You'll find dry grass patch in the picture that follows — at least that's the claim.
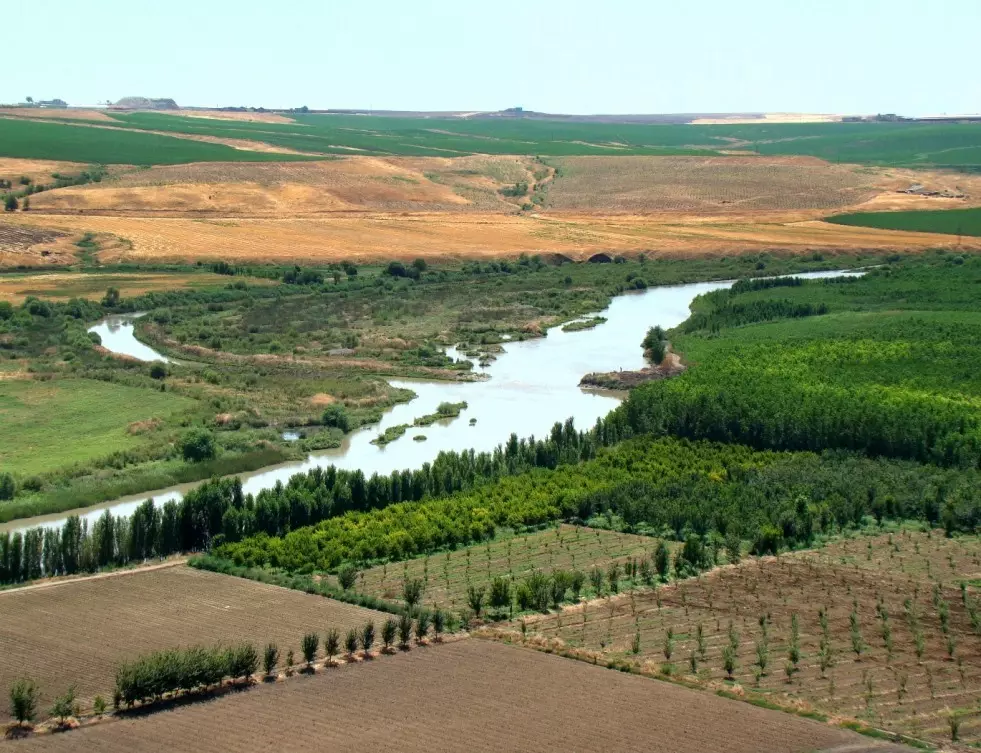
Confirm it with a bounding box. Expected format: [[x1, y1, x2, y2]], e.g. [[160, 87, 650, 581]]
[[0, 271, 273, 303], [6, 639, 899, 753], [0, 565, 389, 719], [0, 108, 117, 123]]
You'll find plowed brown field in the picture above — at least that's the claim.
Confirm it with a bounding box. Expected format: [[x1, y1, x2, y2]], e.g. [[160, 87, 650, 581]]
[[0, 564, 387, 719], [3, 639, 904, 753]]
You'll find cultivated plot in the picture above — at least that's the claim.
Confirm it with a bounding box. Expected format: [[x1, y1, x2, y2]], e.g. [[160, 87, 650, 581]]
[[0, 565, 388, 719], [342, 525, 660, 613], [525, 530, 981, 745], [4, 639, 903, 753]]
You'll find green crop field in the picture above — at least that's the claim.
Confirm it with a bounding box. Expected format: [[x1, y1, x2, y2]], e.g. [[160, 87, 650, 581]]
[[826, 207, 981, 237], [0, 118, 320, 165], [0, 378, 195, 475], [5, 110, 981, 166]]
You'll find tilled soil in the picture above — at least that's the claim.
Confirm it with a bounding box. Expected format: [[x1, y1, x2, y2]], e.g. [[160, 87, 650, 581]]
[[3, 639, 906, 753], [0, 565, 388, 720]]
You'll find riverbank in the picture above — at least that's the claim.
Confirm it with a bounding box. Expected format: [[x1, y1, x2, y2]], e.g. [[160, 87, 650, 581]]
[[580, 352, 685, 389]]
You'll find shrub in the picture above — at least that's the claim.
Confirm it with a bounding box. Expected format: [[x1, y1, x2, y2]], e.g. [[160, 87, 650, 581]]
[[10, 678, 39, 725], [263, 643, 279, 677], [93, 695, 107, 715], [398, 613, 413, 648], [432, 610, 446, 641], [325, 628, 340, 665], [382, 618, 397, 651], [337, 565, 357, 591], [467, 584, 486, 617], [4, 194, 19, 212], [402, 578, 423, 611], [301, 632, 319, 669], [50, 685, 78, 724], [488, 576, 512, 614], [415, 610, 431, 642], [227, 642, 259, 682], [360, 622, 375, 655], [322, 404, 351, 432], [180, 428, 217, 462], [345, 628, 358, 656], [149, 363, 167, 380], [0, 472, 15, 501]]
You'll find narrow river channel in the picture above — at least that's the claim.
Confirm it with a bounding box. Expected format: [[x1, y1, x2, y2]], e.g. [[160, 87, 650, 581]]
[[3, 270, 861, 534]]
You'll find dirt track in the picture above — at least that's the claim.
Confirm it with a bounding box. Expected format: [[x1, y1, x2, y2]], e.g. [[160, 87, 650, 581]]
[[4, 639, 905, 752]]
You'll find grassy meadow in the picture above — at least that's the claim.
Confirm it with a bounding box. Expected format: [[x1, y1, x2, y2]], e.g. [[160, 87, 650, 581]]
[[0, 379, 195, 475]]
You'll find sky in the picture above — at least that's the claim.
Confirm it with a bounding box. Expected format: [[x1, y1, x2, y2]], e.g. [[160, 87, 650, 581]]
[[7, 0, 979, 116]]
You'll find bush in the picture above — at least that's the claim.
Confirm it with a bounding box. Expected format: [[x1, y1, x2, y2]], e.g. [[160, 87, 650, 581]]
[[301, 633, 319, 669], [149, 363, 167, 380], [115, 646, 231, 708], [398, 613, 413, 648], [180, 428, 217, 462], [360, 622, 375, 655], [227, 642, 259, 682], [325, 628, 340, 665], [263, 643, 279, 677], [432, 610, 446, 640], [0, 472, 15, 501], [402, 578, 423, 611], [10, 678, 39, 725], [412, 258, 428, 272], [337, 565, 357, 590], [385, 261, 408, 278], [4, 194, 18, 212], [345, 628, 358, 656], [322, 404, 351, 433], [415, 610, 431, 642], [382, 618, 397, 650], [50, 685, 78, 724]]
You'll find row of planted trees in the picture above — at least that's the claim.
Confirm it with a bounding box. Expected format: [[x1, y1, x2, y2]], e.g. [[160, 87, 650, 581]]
[[0, 419, 597, 586]]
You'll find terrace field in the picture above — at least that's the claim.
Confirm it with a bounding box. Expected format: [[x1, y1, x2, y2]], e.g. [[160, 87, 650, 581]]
[[4, 638, 903, 753], [0, 564, 388, 720], [515, 528, 981, 746]]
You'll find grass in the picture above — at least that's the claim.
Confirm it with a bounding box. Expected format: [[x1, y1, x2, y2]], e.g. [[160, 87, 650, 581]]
[[0, 379, 194, 475], [0, 117, 321, 165], [826, 207, 981, 237]]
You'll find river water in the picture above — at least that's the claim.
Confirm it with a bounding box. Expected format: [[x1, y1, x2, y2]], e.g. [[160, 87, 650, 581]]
[[3, 270, 860, 534]]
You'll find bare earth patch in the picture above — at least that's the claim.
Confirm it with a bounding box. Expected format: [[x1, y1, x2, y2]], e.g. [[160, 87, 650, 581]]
[[0, 108, 117, 123]]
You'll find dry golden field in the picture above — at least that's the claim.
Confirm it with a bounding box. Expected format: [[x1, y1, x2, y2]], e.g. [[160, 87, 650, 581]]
[[0, 564, 388, 720], [4, 209, 977, 268], [4, 639, 903, 753], [4, 153, 981, 267], [0, 109, 116, 123], [518, 530, 981, 746]]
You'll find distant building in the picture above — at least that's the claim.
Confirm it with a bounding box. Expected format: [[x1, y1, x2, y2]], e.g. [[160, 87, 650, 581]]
[[36, 99, 68, 108]]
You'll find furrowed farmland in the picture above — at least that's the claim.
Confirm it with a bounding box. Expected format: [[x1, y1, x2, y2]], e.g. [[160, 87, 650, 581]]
[[0, 565, 389, 720], [514, 529, 981, 746], [3, 639, 905, 753]]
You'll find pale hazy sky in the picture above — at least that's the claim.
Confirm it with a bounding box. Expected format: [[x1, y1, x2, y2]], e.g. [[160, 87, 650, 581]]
[[9, 0, 978, 115]]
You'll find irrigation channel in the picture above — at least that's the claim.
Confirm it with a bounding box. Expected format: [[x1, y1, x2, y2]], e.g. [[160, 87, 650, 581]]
[[4, 270, 861, 534]]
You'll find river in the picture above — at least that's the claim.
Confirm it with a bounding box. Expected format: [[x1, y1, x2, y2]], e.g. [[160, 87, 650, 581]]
[[3, 270, 861, 534]]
